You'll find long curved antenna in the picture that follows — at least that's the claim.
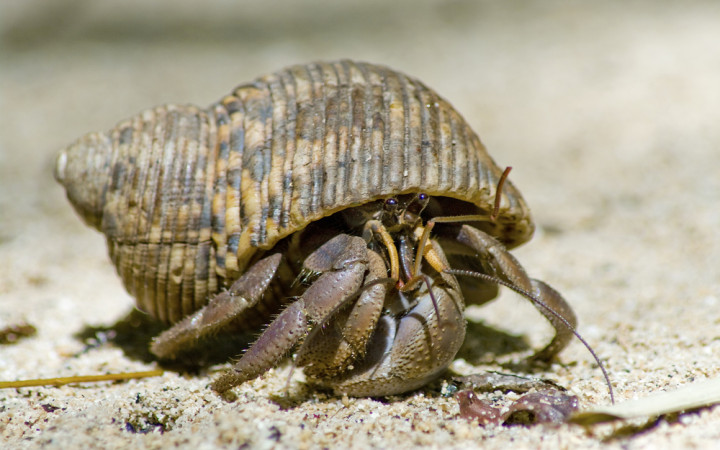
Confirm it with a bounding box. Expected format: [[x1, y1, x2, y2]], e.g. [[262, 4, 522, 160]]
[[444, 268, 614, 404]]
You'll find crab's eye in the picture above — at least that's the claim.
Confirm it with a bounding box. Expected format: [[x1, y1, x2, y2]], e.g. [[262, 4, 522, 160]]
[[417, 193, 428, 202], [385, 198, 398, 207]]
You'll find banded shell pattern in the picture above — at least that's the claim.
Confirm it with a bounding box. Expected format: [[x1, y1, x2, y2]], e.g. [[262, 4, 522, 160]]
[[55, 60, 533, 324]]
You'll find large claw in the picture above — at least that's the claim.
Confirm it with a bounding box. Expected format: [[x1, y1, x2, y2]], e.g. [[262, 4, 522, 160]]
[[322, 240, 466, 397], [296, 249, 388, 378]]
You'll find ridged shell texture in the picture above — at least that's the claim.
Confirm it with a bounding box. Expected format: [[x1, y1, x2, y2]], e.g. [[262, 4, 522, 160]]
[[56, 60, 532, 323]]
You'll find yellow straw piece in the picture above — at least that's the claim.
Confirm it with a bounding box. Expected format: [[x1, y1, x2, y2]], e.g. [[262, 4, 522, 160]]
[[0, 370, 164, 388]]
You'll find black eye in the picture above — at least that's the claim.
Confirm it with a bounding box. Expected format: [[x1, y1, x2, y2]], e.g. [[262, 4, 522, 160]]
[[417, 193, 428, 201], [385, 198, 398, 206]]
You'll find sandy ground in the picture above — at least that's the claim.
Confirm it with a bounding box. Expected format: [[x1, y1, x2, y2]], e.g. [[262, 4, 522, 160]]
[[2, 1, 720, 448]]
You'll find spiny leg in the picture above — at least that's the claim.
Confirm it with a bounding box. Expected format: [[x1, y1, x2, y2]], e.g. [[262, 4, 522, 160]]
[[150, 253, 282, 359], [454, 224, 577, 361], [441, 223, 614, 402], [211, 234, 369, 393], [444, 259, 615, 403]]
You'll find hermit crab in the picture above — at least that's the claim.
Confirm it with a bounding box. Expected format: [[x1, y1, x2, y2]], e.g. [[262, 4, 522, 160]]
[[55, 60, 607, 398]]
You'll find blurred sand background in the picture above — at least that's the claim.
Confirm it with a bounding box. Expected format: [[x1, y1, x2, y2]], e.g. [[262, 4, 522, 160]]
[[1, 1, 719, 448]]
